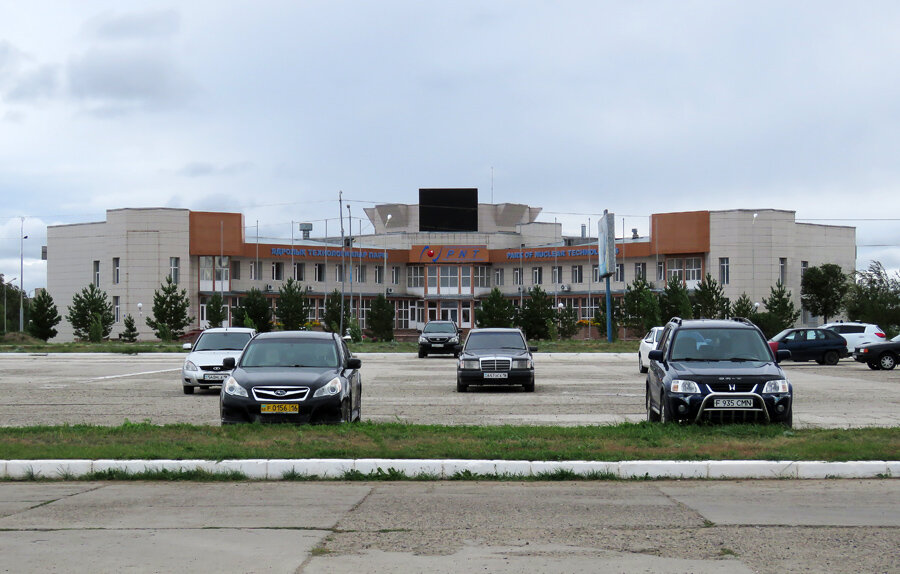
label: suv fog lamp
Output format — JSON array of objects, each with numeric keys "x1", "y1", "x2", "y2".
[
  {"x1": 223, "y1": 376, "x2": 248, "y2": 398},
  {"x1": 460, "y1": 359, "x2": 480, "y2": 370},
  {"x1": 776, "y1": 404, "x2": 786, "y2": 413},
  {"x1": 678, "y1": 404, "x2": 688, "y2": 414},
  {"x1": 670, "y1": 380, "x2": 700, "y2": 393},
  {"x1": 314, "y1": 377, "x2": 342, "y2": 398},
  {"x1": 763, "y1": 379, "x2": 790, "y2": 394}
]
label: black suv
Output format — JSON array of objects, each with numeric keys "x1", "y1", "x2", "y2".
[
  {"x1": 418, "y1": 321, "x2": 462, "y2": 358},
  {"x1": 646, "y1": 318, "x2": 793, "y2": 426}
]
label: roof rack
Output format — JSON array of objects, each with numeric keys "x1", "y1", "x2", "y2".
[
  {"x1": 667, "y1": 317, "x2": 683, "y2": 326},
  {"x1": 730, "y1": 317, "x2": 755, "y2": 326}
]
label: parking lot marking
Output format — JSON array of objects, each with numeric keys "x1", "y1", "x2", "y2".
[{"x1": 88, "y1": 368, "x2": 180, "y2": 381}]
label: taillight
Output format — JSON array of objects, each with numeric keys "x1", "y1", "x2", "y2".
[{"x1": 876, "y1": 332, "x2": 886, "y2": 338}]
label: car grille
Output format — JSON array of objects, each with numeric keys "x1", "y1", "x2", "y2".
[
  {"x1": 200, "y1": 365, "x2": 229, "y2": 372},
  {"x1": 705, "y1": 382, "x2": 758, "y2": 393},
  {"x1": 251, "y1": 386, "x2": 310, "y2": 402},
  {"x1": 428, "y1": 337, "x2": 449, "y2": 343},
  {"x1": 481, "y1": 358, "x2": 511, "y2": 372}
]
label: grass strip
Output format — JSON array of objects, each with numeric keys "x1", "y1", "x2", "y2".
[{"x1": 0, "y1": 421, "x2": 896, "y2": 462}]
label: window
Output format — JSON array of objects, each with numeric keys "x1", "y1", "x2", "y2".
[
  {"x1": 113, "y1": 296, "x2": 120, "y2": 323},
  {"x1": 474, "y1": 266, "x2": 490, "y2": 288},
  {"x1": 249, "y1": 260, "x2": 262, "y2": 281},
  {"x1": 657, "y1": 261, "x2": 665, "y2": 282},
  {"x1": 358, "y1": 298, "x2": 372, "y2": 329},
  {"x1": 514, "y1": 267, "x2": 524, "y2": 286},
  {"x1": 272, "y1": 262, "x2": 283, "y2": 281},
  {"x1": 375, "y1": 265, "x2": 385, "y2": 284},
  {"x1": 170, "y1": 257, "x2": 180, "y2": 284},
  {"x1": 685, "y1": 257, "x2": 702, "y2": 282},
  {"x1": 532, "y1": 267, "x2": 543, "y2": 285},
  {"x1": 780, "y1": 257, "x2": 787, "y2": 284},
  {"x1": 667, "y1": 258, "x2": 684, "y2": 282},
  {"x1": 232, "y1": 260, "x2": 241, "y2": 280},
  {"x1": 634, "y1": 262, "x2": 646, "y2": 281},
  {"x1": 615, "y1": 263, "x2": 625, "y2": 282},
  {"x1": 719, "y1": 257, "x2": 730, "y2": 285},
  {"x1": 551, "y1": 265, "x2": 563, "y2": 284},
  {"x1": 801, "y1": 260, "x2": 809, "y2": 279},
  {"x1": 407, "y1": 266, "x2": 424, "y2": 287},
  {"x1": 391, "y1": 266, "x2": 400, "y2": 285},
  {"x1": 427, "y1": 266, "x2": 438, "y2": 289},
  {"x1": 335, "y1": 264, "x2": 344, "y2": 282},
  {"x1": 355, "y1": 264, "x2": 366, "y2": 284},
  {"x1": 93, "y1": 260, "x2": 100, "y2": 286},
  {"x1": 112, "y1": 258, "x2": 120, "y2": 285},
  {"x1": 494, "y1": 267, "x2": 505, "y2": 286},
  {"x1": 215, "y1": 256, "x2": 229, "y2": 284},
  {"x1": 461, "y1": 266, "x2": 472, "y2": 289},
  {"x1": 293, "y1": 262, "x2": 305, "y2": 281},
  {"x1": 314, "y1": 263, "x2": 325, "y2": 282},
  {"x1": 592, "y1": 264, "x2": 600, "y2": 283},
  {"x1": 440, "y1": 266, "x2": 459, "y2": 289},
  {"x1": 571, "y1": 265, "x2": 583, "y2": 284}
]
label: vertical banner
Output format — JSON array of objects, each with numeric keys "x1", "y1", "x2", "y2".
[{"x1": 597, "y1": 211, "x2": 616, "y2": 278}]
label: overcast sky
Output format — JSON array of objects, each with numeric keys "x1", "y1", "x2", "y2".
[{"x1": 3, "y1": 1, "x2": 900, "y2": 291}]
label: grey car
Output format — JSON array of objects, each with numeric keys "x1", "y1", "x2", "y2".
[{"x1": 181, "y1": 327, "x2": 256, "y2": 394}]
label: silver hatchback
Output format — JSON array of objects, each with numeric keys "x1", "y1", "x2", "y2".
[{"x1": 181, "y1": 327, "x2": 257, "y2": 394}]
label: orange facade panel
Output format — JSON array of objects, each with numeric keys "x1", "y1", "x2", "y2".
[
  {"x1": 650, "y1": 211, "x2": 710, "y2": 255},
  {"x1": 189, "y1": 212, "x2": 245, "y2": 256}
]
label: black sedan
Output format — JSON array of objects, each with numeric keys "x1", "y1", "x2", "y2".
[
  {"x1": 768, "y1": 328, "x2": 848, "y2": 365},
  {"x1": 853, "y1": 334, "x2": 900, "y2": 370},
  {"x1": 456, "y1": 328, "x2": 536, "y2": 392},
  {"x1": 220, "y1": 331, "x2": 362, "y2": 424}
]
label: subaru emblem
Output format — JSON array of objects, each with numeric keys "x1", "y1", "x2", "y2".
[{"x1": 275, "y1": 389, "x2": 286, "y2": 397}]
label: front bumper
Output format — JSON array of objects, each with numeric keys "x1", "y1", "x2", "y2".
[
  {"x1": 664, "y1": 392, "x2": 792, "y2": 424},
  {"x1": 419, "y1": 341, "x2": 459, "y2": 354},
  {"x1": 457, "y1": 369, "x2": 534, "y2": 386},
  {"x1": 183, "y1": 369, "x2": 232, "y2": 387},
  {"x1": 220, "y1": 393, "x2": 342, "y2": 424}
]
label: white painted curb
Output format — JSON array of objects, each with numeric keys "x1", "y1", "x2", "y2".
[{"x1": 0, "y1": 459, "x2": 895, "y2": 480}]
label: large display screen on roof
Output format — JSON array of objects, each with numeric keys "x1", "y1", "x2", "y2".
[{"x1": 419, "y1": 188, "x2": 478, "y2": 232}]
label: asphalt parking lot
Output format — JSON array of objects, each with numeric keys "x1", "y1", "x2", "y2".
[{"x1": 0, "y1": 352, "x2": 897, "y2": 427}]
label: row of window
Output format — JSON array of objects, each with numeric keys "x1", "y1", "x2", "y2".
[{"x1": 97, "y1": 257, "x2": 180, "y2": 287}]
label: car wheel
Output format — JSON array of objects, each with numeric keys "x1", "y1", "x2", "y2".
[
  {"x1": 523, "y1": 379, "x2": 535, "y2": 392},
  {"x1": 867, "y1": 361, "x2": 881, "y2": 370},
  {"x1": 879, "y1": 353, "x2": 897, "y2": 370},
  {"x1": 639, "y1": 353, "x2": 648, "y2": 374},
  {"x1": 182, "y1": 385, "x2": 195, "y2": 395},
  {"x1": 418, "y1": 349, "x2": 427, "y2": 358},
  {"x1": 660, "y1": 392, "x2": 673, "y2": 423},
  {"x1": 646, "y1": 385, "x2": 660, "y2": 422},
  {"x1": 822, "y1": 350, "x2": 839, "y2": 365},
  {"x1": 456, "y1": 379, "x2": 468, "y2": 393}
]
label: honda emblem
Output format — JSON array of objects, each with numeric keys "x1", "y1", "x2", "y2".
[{"x1": 728, "y1": 384, "x2": 736, "y2": 391}]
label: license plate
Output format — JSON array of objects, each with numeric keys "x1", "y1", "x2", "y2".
[
  {"x1": 713, "y1": 398, "x2": 754, "y2": 408},
  {"x1": 204, "y1": 374, "x2": 228, "y2": 381},
  {"x1": 260, "y1": 403, "x2": 299, "y2": 414},
  {"x1": 431, "y1": 343, "x2": 444, "y2": 347},
  {"x1": 484, "y1": 372, "x2": 508, "y2": 379}
]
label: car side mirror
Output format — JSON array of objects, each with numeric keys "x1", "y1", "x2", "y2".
[
  {"x1": 776, "y1": 349, "x2": 791, "y2": 363},
  {"x1": 347, "y1": 357, "x2": 362, "y2": 369},
  {"x1": 454, "y1": 344, "x2": 463, "y2": 353},
  {"x1": 223, "y1": 357, "x2": 236, "y2": 369},
  {"x1": 648, "y1": 349, "x2": 664, "y2": 362},
  {"x1": 182, "y1": 343, "x2": 192, "y2": 350},
  {"x1": 529, "y1": 346, "x2": 538, "y2": 352}
]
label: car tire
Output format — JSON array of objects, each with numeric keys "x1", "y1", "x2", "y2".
[
  {"x1": 782, "y1": 407, "x2": 793, "y2": 428},
  {"x1": 646, "y1": 386, "x2": 660, "y2": 422},
  {"x1": 639, "y1": 354, "x2": 648, "y2": 374},
  {"x1": 418, "y1": 349, "x2": 427, "y2": 358},
  {"x1": 878, "y1": 353, "x2": 897, "y2": 370},
  {"x1": 822, "y1": 350, "x2": 840, "y2": 366},
  {"x1": 867, "y1": 361, "x2": 881, "y2": 370},
  {"x1": 341, "y1": 398, "x2": 351, "y2": 423},
  {"x1": 523, "y1": 379, "x2": 535, "y2": 392},
  {"x1": 660, "y1": 392, "x2": 673, "y2": 423},
  {"x1": 183, "y1": 385, "x2": 195, "y2": 395},
  {"x1": 457, "y1": 380, "x2": 468, "y2": 393}
]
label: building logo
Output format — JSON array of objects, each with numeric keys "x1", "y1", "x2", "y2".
[{"x1": 414, "y1": 245, "x2": 488, "y2": 263}]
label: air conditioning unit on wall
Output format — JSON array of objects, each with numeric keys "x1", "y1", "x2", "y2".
[
  {"x1": 386, "y1": 288, "x2": 394, "y2": 294},
  {"x1": 559, "y1": 284, "x2": 570, "y2": 292},
  {"x1": 265, "y1": 284, "x2": 273, "y2": 292}
]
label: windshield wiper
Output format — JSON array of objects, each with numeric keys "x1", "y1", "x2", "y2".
[{"x1": 727, "y1": 357, "x2": 761, "y2": 362}]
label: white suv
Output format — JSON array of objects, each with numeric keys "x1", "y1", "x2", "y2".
[
  {"x1": 820, "y1": 322, "x2": 886, "y2": 352},
  {"x1": 181, "y1": 327, "x2": 257, "y2": 394}
]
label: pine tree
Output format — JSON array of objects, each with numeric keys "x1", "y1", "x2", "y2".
[
  {"x1": 367, "y1": 294, "x2": 395, "y2": 341},
  {"x1": 659, "y1": 276, "x2": 692, "y2": 322},
  {"x1": 323, "y1": 289, "x2": 350, "y2": 334},
  {"x1": 146, "y1": 275, "x2": 195, "y2": 341},
  {"x1": 756, "y1": 281, "x2": 801, "y2": 338},
  {"x1": 275, "y1": 278, "x2": 312, "y2": 331},
  {"x1": 731, "y1": 292, "x2": 758, "y2": 319},
  {"x1": 239, "y1": 287, "x2": 272, "y2": 332},
  {"x1": 517, "y1": 286, "x2": 555, "y2": 340},
  {"x1": 557, "y1": 303, "x2": 579, "y2": 339},
  {"x1": 120, "y1": 313, "x2": 139, "y2": 342},
  {"x1": 27, "y1": 290, "x2": 61, "y2": 341},
  {"x1": 623, "y1": 277, "x2": 662, "y2": 332},
  {"x1": 66, "y1": 283, "x2": 115, "y2": 340},
  {"x1": 475, "y1": 287, "x2": 517, "y2": 328},
  {"x1": 205, "y1": 292, "x2": 228, "y2": 328},
  {"x1": 693, "y1": 273, "x2": 730, "y2": 319}
]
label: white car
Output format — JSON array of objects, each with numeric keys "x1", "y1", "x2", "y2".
[
  {"x1": 181, "y1": 327, "x2": 257, "y2": 394},
  {"x1": 820, "y1": 322, "x2": 886, "y2": 352},
  {"x1": 638, "y1": 327, "x2": 664, "y2": 373}
]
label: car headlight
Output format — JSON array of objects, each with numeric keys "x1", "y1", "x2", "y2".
[
  {"x1": 313, "y1": 377, "x2": 342, "y2": 398},
  {"x1": 223, "y1": 376, "x2": 248, "y2": 398},
  {"x1": 449, "y1": 337, "x2": 459, "y2": 344},
  {"x1": 418, "y1": 336, "x2": 428, "y2": 344},
  {"x1": 763, "y1": 379, "x2": 790, "y2": 394},
  {"x1": 512, "y1": 358, "x2": 533, "y2": 369},
  {"x1": 670, "y1": 379, "x2": 700, "y2": 393},
  {"x1": 183, "y1": 360, "x2": 198, "y2": 372},
  {"x1": 460, "y1": 359, "x2": 480, "y2": 370}
]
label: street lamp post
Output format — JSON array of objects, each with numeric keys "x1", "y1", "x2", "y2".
[
  {"x1": 383, "y1": 214, "x2": 392, "y2": 296},
  {"x1": 4, "y1": 277, "x2": 16, "y2": 334},
  {"x1": 20, "y1": 217, "x2": 27, "y2": 332}
]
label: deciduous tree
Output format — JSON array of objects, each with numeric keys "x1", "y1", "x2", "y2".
[{"x1": 800, "y1": 263, "x2": 848, "y2": 323}]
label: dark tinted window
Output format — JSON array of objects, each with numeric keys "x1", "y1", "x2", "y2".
[
  {"x1": 424, "y1": 322, "x2": 457, "y2": 333},
  {"x1": 465, "y1": 332, "x2": 526, "y2": 351},
  {"x1": 241, "y1": 339, "x2": 339, "y2": 368},
  {"x1": 670, "y1": 328, "x2": 770, "y2": 362},
  {"x1": 194, "y1": 332, "x2": 253, "y2": 351},
  {"x1": 832, "y1": 325, "x2": 864, "y2": 334}
]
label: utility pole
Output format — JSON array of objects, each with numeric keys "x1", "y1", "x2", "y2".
[
  {"x1": 19, "y1": 217, "x2": 26, "y2": 332},
  {"x1": 339, "y1": 192, "x2": 346, "y2": 337},
  {"x1": 347, "y1": 204, "x2": 353, "y2": 323}
]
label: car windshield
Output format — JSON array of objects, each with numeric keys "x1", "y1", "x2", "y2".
[
  {"x1": 465, "y1": 332, "x2": 526, "y2": 351},
  {"x1": 193, "y1": 332, "x2": 253, "y2": 351},
  {"x1": 653, "y1": 329, "x2": 663, "y2": 343},
  {"x1": 241, "y1": 339, "x2": 339, "y2": 368},
  {"x1": 424, "y1": 323, "x2": 457, "y2": 333},
  {"x1": 771, "y1": 329, "x2": 792, "y2": 342},
  {"x1": 670, "y1": 328, "x2": 771, "y2": 362}
]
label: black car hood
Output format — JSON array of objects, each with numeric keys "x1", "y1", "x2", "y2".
[
  {"x1": 233, "y1": 367, "x2": 341, "y2": 388},
  {"x1": 669, "y1": 360, "x2": 784, "y2": 382},
  {"x1": 462, "y1": 348, "x2": 531, "y2": 359}
]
